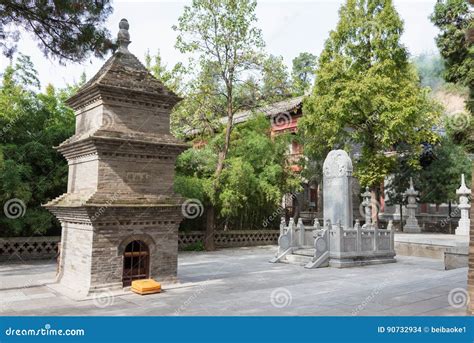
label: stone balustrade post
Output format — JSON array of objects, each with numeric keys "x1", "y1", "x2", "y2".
[
  {"x1": 297, "y1": 218, "x2": 305, "y2": 246},
  {"x1": 288, "y1": 218, "x2": 295, "y2": 247}
]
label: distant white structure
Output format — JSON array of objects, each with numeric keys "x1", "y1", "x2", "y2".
[{"x1": 455, "y1": 174, "x2": 471, "y2": 236}]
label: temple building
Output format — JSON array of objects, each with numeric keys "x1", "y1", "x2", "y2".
[
  {"x1": 186, "y1": 96, "x2": 462, "y2": 231},
  {"x1": 45, "y1": 19, "x2": 187, "y2": 296}
]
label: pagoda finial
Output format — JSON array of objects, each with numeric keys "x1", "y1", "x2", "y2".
[{"x1": 117, "y1": 18, "x2": 131, "y2": 53}]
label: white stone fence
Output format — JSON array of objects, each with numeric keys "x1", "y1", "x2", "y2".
[
  {"x1": 0, "y1": 230, "x2": 280, "y2": 261},
  {"x1": 274, "y1": 218, "x2": 396, "y2": 268}
]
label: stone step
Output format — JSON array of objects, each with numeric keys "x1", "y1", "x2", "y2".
[
  {"x1": 284, "y1": 254, "x2": 313, "y2": 266},
  {"x1": 292, "y1": 248, "x2": 315, "y2": 257}
]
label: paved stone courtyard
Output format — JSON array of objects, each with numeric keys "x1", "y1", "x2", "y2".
[{"x1": 0, "y1": 246, "x2": 468, "y2": 316}]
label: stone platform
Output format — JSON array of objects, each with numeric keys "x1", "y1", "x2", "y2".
[
  {"x1": 0, "y1": 246, "x2": 467, "y2": 316},
  {"x1": 395, "y1": 233, "x2": 468, "y2": 269}
]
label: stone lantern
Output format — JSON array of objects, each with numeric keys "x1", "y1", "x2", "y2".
[
  {"x1": 403, "y1": 178, "x2": 421, "y2": 233},
  {"x1": 455, "y1": 174, "x2": 471, "y2": 236}
]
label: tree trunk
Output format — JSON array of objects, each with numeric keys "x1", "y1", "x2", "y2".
[
  {"x1": 208, "y1": 85, "x2": 233, "y2": 251},
  {"x1": 215, "y1": 87, "x2": 233, "y2": 177},
  {"x1": 204, "y1": 205, "x2": 216, "y2": 251}
]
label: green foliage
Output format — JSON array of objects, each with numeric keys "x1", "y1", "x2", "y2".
[
  {"x1": 0, "y1": 55, "x2": 75, "y2": 237},
  {"x1": 144, "y1": 50, "x2": 186, "y2": 95},
  {"x1": 419, "y1": 138, "x2": 471, "y2": 204},
  {"x1": 299, "y1": 0, "x2": 442, "y2": 188},
  {"x1": 0, "y1": 0, "x2": 113, "y2": 62},
  {"x1": 175, "y1": 114, "x2": 301, "y2": 229},
  {"x1": 171, "y1": 62, "x2": 227, "y2": 138},
  {"x1": 430, "y1": 0, "x2": 474, "y2": 153},
  {"x1": 385, "y1": 138, "x2": 471, "y2": 206},
  {"x1": 430, "y1": 0, "x2": 473, "y2": 87},
  {"x1": 291, "y1": 52, "x2": 317, "y2": 95},
  {"x1": 261, "y1": 55, "x2": 292, "y2": 103},
  {"x1": 172, "y1": 0, "x2": 265, "y2": 147}
]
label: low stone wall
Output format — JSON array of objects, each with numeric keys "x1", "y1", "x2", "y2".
[
  {"x1": 0, "y1": 230, "x2": 280, "y2": 261},
  {"x1": 0, "y1": 236, "x2": 60, "y2": 262},
  {"x1": 178, "y1": 230, "x2": 279, "y2": 249}
]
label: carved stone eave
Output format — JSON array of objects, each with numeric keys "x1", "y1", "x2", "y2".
[
  {"x1": 66, "y1": 84, "x2": 183, "y2": 111},
  {"x1": 44, "y1": 203, "x2": 183, "y2": 226},
  {"x1": 44, "y1": 191, "x2": 184, "y2": 209}
]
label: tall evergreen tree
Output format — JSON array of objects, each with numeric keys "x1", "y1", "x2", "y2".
[
  {"x1": 291, "y1": 52, "x2": 317, "y2": 95},
  {"x1": 430, "y1": 0, "x2": 473, "y2": 152},
  {"x1": 300, "y1": 0, "x2": 441, "y2": 190}
]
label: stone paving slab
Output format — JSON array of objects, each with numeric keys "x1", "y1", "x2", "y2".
[{"x1": 0, "y1": 246, "x2": 468, "y2": 316}]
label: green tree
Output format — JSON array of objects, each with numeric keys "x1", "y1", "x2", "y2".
[
  {"x1": 299, "y1": 0, "x2": 441, "y2": 192},
  {"x1": 0, "y1": 55, "x2": 75, "y2": 237},
  {"x1": 144, "y1": 50, "x2": 186, "y2": 95},
  {"x1": 261, "y1": 54, "x2": 292, "y2": 103},
  {"x1": 430, "y1": 0, "x2": 474, "y2": 152},
  {"x1": 171, "y1": 61, "x2": 227, "y2": 138},
  {"x1": 419, "y1": 137, "x2": 471, "y2": 204},
  {"x1": 0, "y1": 0, "x2": 114, "y2": 61},
  {"x1": 174, "y1": 0, "x2": 265, "y2": 249},
  {"x1": 291, "y1": 52, "x2": 317, "y2": 95},
  {"x1": 175, "y1": 114, "x2": 300, "y2": 232}
]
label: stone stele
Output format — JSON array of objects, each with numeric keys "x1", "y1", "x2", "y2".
[
  {"x1": 44, "y1": 19, "x2": 188, "y2": 297},
  {"x1": 323, "y1": 149, "x2": 353, "y2": 229}
]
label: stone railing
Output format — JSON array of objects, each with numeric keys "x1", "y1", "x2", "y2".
[
  {"x1": 0, "y1": 236, "x2": 60, "y2": 262},
  {"x1": 272, "y1": 218, "x2": 396, "y2": 268},
  {"x1": 1, "y1": 230, "x2": 280, "y2": 261},
  {"x1": 179, "y1": 230, "x2": 279, "y2": 249}
]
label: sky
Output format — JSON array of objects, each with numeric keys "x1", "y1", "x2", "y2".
[{"x1": 0, "y1": 0, "x2": 441, "y2": 90}]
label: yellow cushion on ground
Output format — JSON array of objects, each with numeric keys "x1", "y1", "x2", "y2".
[{"x1": 131, "y1": 279, "x2": 161, "y2": 295}]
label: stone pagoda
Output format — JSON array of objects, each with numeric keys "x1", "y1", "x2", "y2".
[{"x1": 45, "y1": 19, "x2": 187, "y2": 296}]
